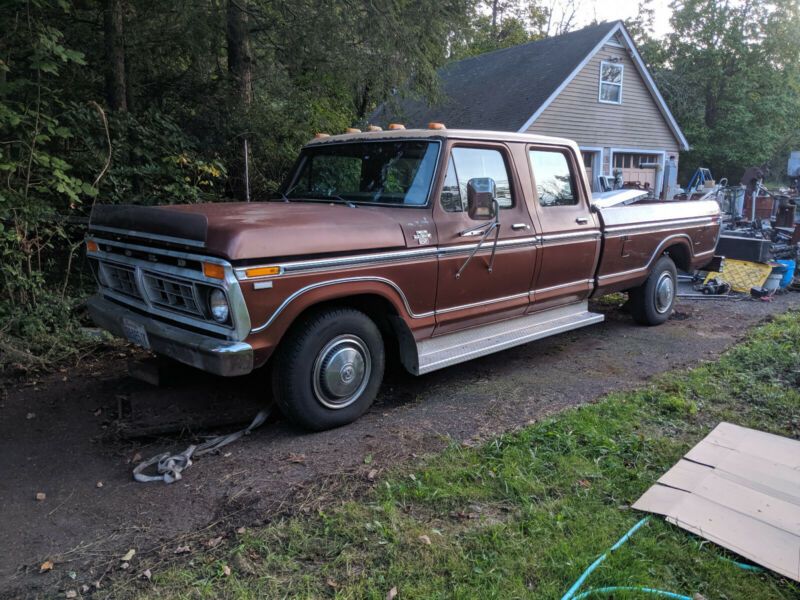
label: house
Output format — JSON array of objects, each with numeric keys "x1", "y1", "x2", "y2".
[{"x1": 372, "y1": 21, "x2": 688, "y2": 198}]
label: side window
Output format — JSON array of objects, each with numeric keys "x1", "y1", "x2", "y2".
[
  {"x1": 440, "y1": 159, "x2": 463, "y2": 212},
  {"x1": 442, "y1": 147, "x2": 513, "y2": 212},
  {"x1": 529, "y1": 150, "x2": 577, "y2": 207}
]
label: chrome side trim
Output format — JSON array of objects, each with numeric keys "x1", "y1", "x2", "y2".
[
  {"x1": 603, "y1": 217, "x2": 715, "y2": 237},
  {"x1": 250, "y1": 276, "x2": 435, "y2": 334},
  {"x1": 435, "y1": 292, "x2": 529, "y2": 315},
  {"x1": 540, "y1": 230, "x2": 601, "y2": 244},
  {"x1": 89, "y1": 224, "x2": 206, "y2": 248},
  {"x1": 533, "y1": 278, "x2": 595, "y2": 294},
  {"x1": 236, "y1": 247, "x2": 439, "y2": 280},
  {"x1": 237, "y1": 236, "x2": 541, "y2": 280}
]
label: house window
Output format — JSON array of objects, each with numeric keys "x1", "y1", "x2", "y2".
[{"x1": 599, "y1": 61, "x2": 623, "y2": 104}]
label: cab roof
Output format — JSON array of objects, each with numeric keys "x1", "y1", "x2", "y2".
[{"x1": 304, "y1": 128, "x2": 578, "y2": 150}]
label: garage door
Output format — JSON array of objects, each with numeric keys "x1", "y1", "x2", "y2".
[{"x1": 613, "y1": 153, "x2": 660, "y2": 192}]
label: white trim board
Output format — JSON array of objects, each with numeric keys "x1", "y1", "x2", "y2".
[{"x1": 517, "y1": 22, "x2": 690, "y2": 152}]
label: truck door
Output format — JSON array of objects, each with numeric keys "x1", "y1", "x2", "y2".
[
  {"x1": 526, "y1": 146, "x2": 601, "y2": 312},
  {"x1": 433, "y1": 142, "x2": 537, "y2": 334}
]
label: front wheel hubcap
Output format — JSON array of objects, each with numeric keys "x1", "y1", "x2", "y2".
[
  {"x1": 312, "y1": 335, "x2": 371, "y2": 409},
  {"x1": 655, "y1": 272, "x2": 675, "y2": 314}
]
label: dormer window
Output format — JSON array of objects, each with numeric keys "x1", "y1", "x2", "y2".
[{"x1": 599, "y1": 61, "x2": 623, "y2": 104}]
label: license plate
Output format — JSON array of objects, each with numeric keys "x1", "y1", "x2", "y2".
[{"x1": 122, "y1": 318, "x2": 150, "y2": 350}]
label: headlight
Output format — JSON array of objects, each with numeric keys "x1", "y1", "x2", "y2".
[{"x1": 208, "y1": 289, "x2": 230, "y2": 323}]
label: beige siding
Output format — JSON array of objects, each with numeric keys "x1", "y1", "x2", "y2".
[{"x1": 526, "y1": 44, "x2": 680, "y2": 155}]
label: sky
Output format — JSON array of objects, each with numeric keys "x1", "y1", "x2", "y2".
[{"x1": 570, "y1": 0, "x2": 674, "y2": 37}]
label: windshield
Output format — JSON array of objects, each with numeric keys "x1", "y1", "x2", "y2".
[{"x1": 283, "y1": 140, "x2": 439, "y2": 206}]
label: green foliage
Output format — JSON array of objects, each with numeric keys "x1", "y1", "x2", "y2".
[{"x1": 638, "y1": 0, "x2": 800, "y2": 181}]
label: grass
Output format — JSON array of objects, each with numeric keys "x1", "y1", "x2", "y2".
[{"x1": 112, "y1": 311, "x2": 800, "y2": 600}]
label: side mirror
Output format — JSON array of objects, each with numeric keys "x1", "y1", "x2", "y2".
[{"x1": 467, "y1": 177, "x2": 497, "y2": 220}]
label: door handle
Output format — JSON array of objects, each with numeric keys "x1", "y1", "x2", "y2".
[
  {"x1": 511, "y1": 223, "x2": 530, "y2": 230},
  {"x1": 575, "y1": 217, "x2": 589, "y2": 225}
]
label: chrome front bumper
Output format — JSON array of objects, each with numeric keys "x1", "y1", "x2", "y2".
[{"x1": 88, "y1": 295, "x2": 254, "y2": 377}]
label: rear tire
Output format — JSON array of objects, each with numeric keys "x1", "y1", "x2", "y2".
[
  {"x1": 272, "y1": 307, "x2": 385, "y2": 431},
  {"x1": 629, "y1": 255, "x2": 677, "y2": 326}
]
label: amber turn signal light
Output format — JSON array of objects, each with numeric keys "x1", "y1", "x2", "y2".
[
  {"x1": 86, "y1": 239, "x2": 99, "y2": 253},
  {"x1": 203, "y1": 262, "x2": 226, "y2": 280},
  {"x1": 244, "y1": 266, "x2": 281, "y2": 278},
  {"x1": 428, "y1": 122, "x2": 446, "y2": 130},
  {"x1": 387, "y1": 123, "x2": 405, "y2": 130}
]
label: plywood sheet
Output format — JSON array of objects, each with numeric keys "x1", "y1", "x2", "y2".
[{"x1": 633, "y1": 422, "x2": 800, "y2": 582}]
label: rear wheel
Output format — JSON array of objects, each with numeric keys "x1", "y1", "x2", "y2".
[
  {"x1": 629, "y1": 255, "x2": 677, "y2": 326},
  {"x1": 272, "y1": 307, "x2": 385, "y2": 431}
]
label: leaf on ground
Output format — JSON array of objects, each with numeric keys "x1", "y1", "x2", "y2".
[
  {"x1": 65, "y1": 591, "x2": 77, "y2": 599},
  {"x1": 174, "y1": 545, "x2": 191, "y2": 555},
  {"x1": 39, "y1": 560, "x2": 54, "y2": 573},
  {"x1": 418, "y1": 534, "x2": 432, "y2": 545},
  {"x1": 35, "y1": 492, "x2": 46, "y2": 501},
  {"x1": 142, "y1": 569, "x2": 152, "y2": 581},
  {"x1": 222, "y1": 564, "x2": 231, "y2": 577},
  {"x1": 326, "y1": 578, "x2": 339, "y2": 589},
  {"x1": 287, "y1": 453, "x2": 306, "y2": 464},
  {"x1": 386, "y1": 586, "x2": 398, "y2": 600},
  {"x1": 206, "y1": 536, "x2": 223, "y2": 548},
  {"x1": 121, "y1": 549, "x2": 135, "y2": 562}
]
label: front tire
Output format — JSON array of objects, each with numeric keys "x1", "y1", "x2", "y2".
[
  {"x1": 272, "y1": 307, "x2": 385, "y2": 431},
  {"x1": 629, "y1": 255, "x2": 677, "y2": 326}
]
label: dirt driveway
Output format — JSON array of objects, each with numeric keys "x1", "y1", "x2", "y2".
[{"x1": 1, "y1": 294, "x2": 797, "y2": 598}]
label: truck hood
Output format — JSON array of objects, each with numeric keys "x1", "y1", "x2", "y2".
[{"x1": 90, "y1": 201, "x2": 410, "y2": 261}]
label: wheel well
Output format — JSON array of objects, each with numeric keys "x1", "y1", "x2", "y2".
[
  {"x1": 663, "y1": 243, "x2": 690, "y2": 272},
  {"x1": 285, "y1": 294, "x2": 411, "y2": 363}
]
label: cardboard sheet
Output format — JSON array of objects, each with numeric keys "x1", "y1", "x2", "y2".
[{"x1": 633, "y1": 422, "x2": 800, "y2": 581}]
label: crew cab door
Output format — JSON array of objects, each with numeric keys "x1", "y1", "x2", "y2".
[
  {"x1": 526, "y1": 146, "x2": 601, "y2": 312},
  {"x1": 433, "y1": 142, "x2": 537, "y2": 334}
]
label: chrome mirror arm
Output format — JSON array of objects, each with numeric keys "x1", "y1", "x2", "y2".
[{"x1": 456, "y1": 200, "x2": 501, "y2": 279}]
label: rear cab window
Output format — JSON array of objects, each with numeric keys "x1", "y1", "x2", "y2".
[
  {"x1": 441, "y1": 147, "x2": 514, "y2": 212},
  {"x1": 528, "y1": 150, "x2": 578, "y2": 207}
]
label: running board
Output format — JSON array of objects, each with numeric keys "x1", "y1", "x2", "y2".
[{"x1": 415, "y1": 302, "x2": 604, "y2": 375}]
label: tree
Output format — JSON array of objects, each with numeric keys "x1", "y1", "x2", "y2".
[
  {"x1": 103, "y1": 0, "x2": 127, "y2": 112},
  {"x1": 648, "y1": 0, "x2": 800, "y2": 180}
]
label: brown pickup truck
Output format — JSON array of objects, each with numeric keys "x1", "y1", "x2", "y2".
[{"x1": 86, "y1": 128, "x2": 721, "y2": 430}]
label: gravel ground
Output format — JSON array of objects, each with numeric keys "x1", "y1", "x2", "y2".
[{"x1": 1, "y1": 293, "x2": 797, "y2": 598}]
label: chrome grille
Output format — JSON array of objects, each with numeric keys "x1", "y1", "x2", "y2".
[
  {"x1": 142, "y1": 273, "x2": 204, "y2": 317},
  {"x1": 99, "y1": 262, "x2": 142, "y2": 299}
]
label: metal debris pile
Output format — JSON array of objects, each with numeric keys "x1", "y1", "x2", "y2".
[{"x1": 679, "y1": 155, "x2": 800, "y2": 300}]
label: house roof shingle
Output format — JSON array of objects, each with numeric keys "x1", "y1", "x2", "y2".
[{"x1": 372, "y1": 21, "x2": 619, "y2": 132}]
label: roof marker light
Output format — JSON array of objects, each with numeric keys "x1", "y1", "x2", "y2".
[
  {"x1": 345, "y1": 128, "x2": 361, "y2": 134},
  {"x1": 366, "y1": 125, "x2": 382, "y2": 132},
  {"x1": 314, "y1": 133, "x2": 330, "y2": 139},
  {"x1": 387, "y1": 123, "x2": 405, "y2": 130},
  {"x1": 428, "y1": 122, "x2": 446, "y2": 130}
]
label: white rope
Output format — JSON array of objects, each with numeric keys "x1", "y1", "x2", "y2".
[{"x1": 133, "y1": 409, "x2": 270, "y2": 483}]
